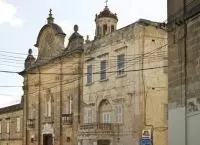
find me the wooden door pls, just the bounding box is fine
[43,134,53,145]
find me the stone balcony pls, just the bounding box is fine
[79,123,117,135]
[27,119,35,128]
[62,114,73,124]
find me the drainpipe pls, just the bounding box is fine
[183,0,188,144]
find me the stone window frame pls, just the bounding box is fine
[6,118,10,134]
[117,54,125,76]
[100,60,107,80]
[16,117,21,132]
[97,53,109,81]
[115,105,123,123]
[87,64,93,84]
[115,46,127,77]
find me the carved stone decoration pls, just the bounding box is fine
[42,123,55,145]
[47,89,54,102]
[42,123,54,134]
[35,23,66,64]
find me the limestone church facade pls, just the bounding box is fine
[0,4,167,145]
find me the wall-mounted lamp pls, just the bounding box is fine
[31,135,35,143]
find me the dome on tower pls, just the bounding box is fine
[94,4,118,38]
[95,6,118,21]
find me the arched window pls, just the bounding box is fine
[47,100,51,117]
[111,25,115,32]
[63,96,72,115]
[99,100,112,123]
[103,24,107,36]
[97,25,101,36]
[69,96,72,114]
[46,94,52,117]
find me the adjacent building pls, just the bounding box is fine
[0,4,167,145]
[0,104,23,145]
[78,5,167,145]
[168,0,200,145]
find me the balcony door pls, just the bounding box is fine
[99,100,111,123]
[102,112,111,123]
[43,134,53,145]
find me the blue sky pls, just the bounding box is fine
[0,0,167,107]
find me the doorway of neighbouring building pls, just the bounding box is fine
[97,140,110,145]
[43,134,53,145]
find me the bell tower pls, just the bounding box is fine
[95,1,118,38]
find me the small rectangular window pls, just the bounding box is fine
[16,117,21,132]
[6,120,10,133]
[117,54,125,76]
[100,60,107,80]
[87,65,92,84]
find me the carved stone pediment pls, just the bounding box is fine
[35,23,65,63]
[42,123,54,135]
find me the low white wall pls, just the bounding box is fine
[168,107,185,145]
[187,111,200,145]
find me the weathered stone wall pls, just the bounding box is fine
[24,52,82,145]
[168,0,200,107]
[0,109,23,145]
[186,14,200,105]
[168,0,200,145]
[80,20,167,145]
[142,24,168,145]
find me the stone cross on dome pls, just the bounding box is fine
[49,9,52,15]
[105,0,108,7]
[47,8,54,24]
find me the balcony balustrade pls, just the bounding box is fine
[27,119,35,128]
[62,114,73,124]
[79,123,115,135]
